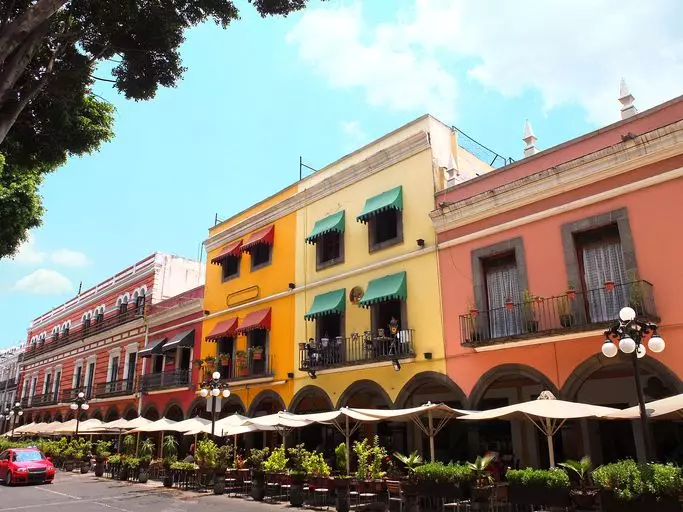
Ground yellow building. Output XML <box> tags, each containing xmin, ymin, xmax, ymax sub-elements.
<box><xmin>202</xmin><ymin>186</ymin><xmax>298</xmax><ymax>417</ymax></box>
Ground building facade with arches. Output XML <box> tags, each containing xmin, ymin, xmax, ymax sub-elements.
<box><xmin>432</xmin><ymin>95</ymin><xmax>683</xmax><ymax>467</ymax></box>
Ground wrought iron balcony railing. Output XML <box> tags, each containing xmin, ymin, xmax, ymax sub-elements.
<box><xmin>213</xmin><ymin>353</ymin><xmax>274</xmax><ymax>382</ymax></box>
<box><xmin>61</xmin><ymin>386</ymin><xmax>94</xmax><ymax>403</ymax></box>
<box><xmin>28</xmin><ymin>392</ymin><xmax>59</xmax><ymax>407</ymax></box>
<box><xmin>298</xmin><ymin>329</ymin><xmax>415</xmax><ymax>372</ymax></box>
<box><xmin>95</xmin><ymin>378</ymin><xmax>136</xmax><ymax>398</ymax></box>
<box><xmin>139</xmin><ymin>369</ymin><xmax>190</xmax><ymax>392</ymax></box>
<box><xmin>459</xmin><ymin>280</ymin><xmax>658</xmax><ymax>347</ymax></box>
<box><xmin>23</xmin><ymin>307</ymin><xmax>145</xmax><ymax>361</ymax></box>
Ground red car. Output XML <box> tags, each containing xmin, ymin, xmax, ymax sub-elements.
<box><xmin>0</xmin><ymin>448</ymin><xmax>55</xmax><ymax>485</ymax></box>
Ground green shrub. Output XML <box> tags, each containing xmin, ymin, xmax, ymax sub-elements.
<box><xmin>264</xmin><ymin>445</ymin><xmax>288</xmax><ymax>472</ymax></box>
<box><xmin>195</xmin><ymin>439</ymin><xmax>219</xmax><ymax>469</ymax></box>
<box><xmin>170</xmin><ymin>461</ymin><xmax>198</xmax><ymax>471</ymax></box>
<box><xmin>506</xmin><ymin>468</ymin><xmax>570</xmax><ymax>489</ymax></box>
<box><xmin>335</xmin><ymin>443</ymin><xmax>347</xmax><ymax>475</ymax></box>
<box><xmin>107</xmin><ymin>454</ymin><xmax>122</xmax><ymax>465</ymax></box>
<box><xmin>247</xmin><ymin>447</ymin><xmax>270</xmax><ymax>470</ymax></box>
<box><xmin>414</xmin><ymin>462</ymin><xmax>473</xmax><ymax>485</ymax></box>
<box><xmin>593</xmin><ymin>460</ymin><xmax>683</xmax><ymax>501</ymax></box>
<box><xmin>305</xmin><ymin>452</ymin><xmax>331</xmax><ymax>477</ymax></box>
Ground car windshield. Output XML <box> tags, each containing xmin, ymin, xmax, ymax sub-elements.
<box><xmin>14</xmin><ymin>451</ymin><xmax>45</xmax><ymax>462</ymax></box>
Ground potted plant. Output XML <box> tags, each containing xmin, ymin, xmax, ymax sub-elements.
<box><xmin>248</xmin><ymin>447</ymin><xmax>270</xmax><ymax>501</ymax></box>
<box><xmin>193</xmin><ymin>358</ymin><xmax>204</xmax><ymax>368</ymax></box>
<box><xmin>558</xmin><ymin>456</ymin><xmax>599</xmax><ymax>510</ymax></box>
<box><xmin>558</xmin><ymin>296</ymin><xmax>574</xmax><ymax>328</ymax></box>
<box><xmin>566</xmin><ymin>282</ymin><xmax>576</xmax><ymax>300</ymax></box>
<box><xmin>522</xmin><ymin>290</ymin><xmax>539</xmax><ymax>333</ymax></box>
<box><xmin>162</xmin><ymin>436</ymin><xmax>179</xmax><ymax>487</ymax></box>
<box><xmin>604</xmin><ymin>279</ymin><xmax>615</xmax><ymax>292</ymax></box>
<box><xmin>213</xmin><ymin>444</ymin><xmax>232</xmax><ymax>495</ymax></box>
<box><xmin>333</xmin><ymin>443</ymin><xmax>352</xmax><ymax>512</ymax></box>
<box><xmin>235</xmin><ymin>350</ymin><xmax>248</xmax><ymax>376</ymax></box>
<box><xmin>107</xmin><ymin>453</ymin><xmax>122</xmax><ymax>479</ymax></box>
<box><xmin>94</xmin><ymin>440</ymin><xmax>112</xmax><ymax>477</ymax></box>
<box><xmin>287</xmin><ymin>444</ymin><xmax>309</xmax><ymax>507</ymax></box>
<box><xmin>369</xmin><ymin>435</ymin><xmax>387</xmax><ymax>481</ymax></box>
<box><xmin>353</xmin><ymin>438</ymin><xmax>372</xmax><ymax>481</ymax></box>
<box><xmin>394</xmin><ymin>452</ymin><xmax>424</xmax><ymax>512</ymax></box>
<box><xmin>138</xmin><ymin>438</ymin><xmax>155</xmax><ymax>483</ymax></box>
<box><xmin>204</xmin><ymin>355</ymin><xmax>216</xmax><ymax>371</ymax></box>
<box><xmin>468</xmin><ymin>454</ymin><xmax>496</xmax><ymax>508</ymax></box>
<box><xmin>251</xmin><ymin>346</ymin><xmax>264</xmax><ymax>361</ymax></box>
<box><xmin>467</xmin><ymin>297</ymin><xmax>479</xmax><ymax>317</ymax></box>
<box><xmin>506</xmin><ymin>467</ymin><xmax>570</xmax><ymax>510</ymax></box>
<box><xmin>219</xmin><ymin>353</ymin><xmax>231</xmax><ymax>366</ymax></box>
<box><xmin>504</xmin><ymin>295</ymin><xmax>514</xmax><ymax>311</ymax></box>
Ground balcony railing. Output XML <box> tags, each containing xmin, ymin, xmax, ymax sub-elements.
<box><xmin>459</xmin><ymin>280</ymin><xmax>659</xmax><ymax>347</ymax></box>
<box><xmin>23</xmin><ymin>307</ymin><xmax>145</xmax><ymax>361</ymax></box>
<box><xmin>28</xmin><ymin>392</ymin><xmax>59</xmax><ymax>407</ymax></box>
<box><xmin>214</xmin><ymin>353</ymin><xmax>274</xmax><ymax>382</ymax></box>
<box><xmin>61</xmin><ymin>386</ymin><xmax>94</xmax><ymax>403</ymax></box>
<box><xmin>95</xmin><ymin>378</ymin><xmax>136</xmax><ymax>398</ymax></box>
<box><xmin>298</xmin><ymin>329</ymin><xmax>415</xmax><ymax>372</ymax></box>
<box><xmin>139</xmin><ymin>369</ymin><xmax>190</xmax><ymax>392</ymax></box>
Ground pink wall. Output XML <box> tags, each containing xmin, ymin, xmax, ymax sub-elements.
<box><xmin>439</xmin><ymin>173</ymin><xmax>683</xmax><ymax>399</ymax></box>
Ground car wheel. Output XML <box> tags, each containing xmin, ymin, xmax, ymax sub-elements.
<box><xmin>5</xmin><ymin>472</ymin><xmax>12</xmax><ymax>486</ymax></box>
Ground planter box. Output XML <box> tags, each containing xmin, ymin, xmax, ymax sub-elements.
<box><xmin>601</xmin><ymin>492</ymin><xmax>680</xmax><ymax>512</ymax></box>
<box><xmin>508</xmin><ymin>484</ymin><xmax>570</xmax><ymax>508</ymax></box>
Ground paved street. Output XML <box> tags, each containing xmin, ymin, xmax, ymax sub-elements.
<box><xmin>0</xmin><ymin>472</ymin><xmax>276</xmax><ymax>512</ymax></box>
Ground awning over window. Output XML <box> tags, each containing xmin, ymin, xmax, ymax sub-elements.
<box><xmin>356</xmin><ymin>186</ymin><xmax>403</xmax><ymax>224</ymax></box>
<box><xmin>358</xmin><ymin>271</ymin><xmax>407</xmax><ymax>308</ymax></box>
<box><xmin>235</xmin><ymin>308</ymin><xmax>271</xmax><ymax>335</ymax></box>
<box><xmin>210</xmin><ymin>240</ymin><xmax>243</xmax><ymax>265</ymax></box>
<box><xmin>241</xmin><ymin>225</ymin><xmax>275</xmax><ymax>253</ymax></box>
<box><xmin>304</xmin><ymin>289</ymin><xmax>346</xmax><ymax>321</ymax></box>
<box><xmin>205</xmin><ymin>317</ymin><xmax>239</xmax><ymax>342</ymax></box>
<box><xmin>305</xmin><ymin>211</ymin><xmax>345</xmax><ymax>244</ymax></box>
<box><xmin>162</xmin><ymin>329</ymin><xmax>195</xmax><ymax>352</ymax></box>
<box><xmin>138</xmin><ymin>337</ymin><xmax>167</xmax><ymax>358</ymax></box>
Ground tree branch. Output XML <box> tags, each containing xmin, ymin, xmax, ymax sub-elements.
<box><xmin>0</xmin><ymin>20</ymin><xmax>51</xmax><ymax>104</ymax></box>
<box><xmin>90</xmin><ymin>75</ymin><xmax>117</xmax><ymax>84</ymax></box>
<box><xmin>0</xmin><ymin>0</ymin><xmax>69</xmax><ymax>66</ymax></box>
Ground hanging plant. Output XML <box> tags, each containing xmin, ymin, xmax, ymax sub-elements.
<box><xmin>219</xmin><ymin>353</ymin><xmax>231</xmax><ymax>365</ymax></box>
<box><xmin>566</xmin><ymin>282</ymin><xmax>576</xmax><ymax>300</ymax></box>
<box><xmin>251</xmin><ymin>346</ymin><xmax>264</xmax><ymax>361</ymax></box>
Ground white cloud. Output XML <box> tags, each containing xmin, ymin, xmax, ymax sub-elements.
<box><xmin>341</xmin><ymin>120</ymin><xmax>367</xmax><ymax>147</ymax></box>
<box><xmin>12</xmin><ymin>269</ymin><xmax>73</xmax><ymax>295</ymax></box>
<box><xmin>287</xmin><ymin>0</ymin><xmax>683</xmax><ymax>125</ymax></box>
<box><xmin>12</xmin><ymin>235</ymin><xmax>45</xmax><ymax>264</ymax></box>
<box><xmin>50</xmin><ymin>249</ymin><xmax>89</xmax><ymax>267</ymax></box>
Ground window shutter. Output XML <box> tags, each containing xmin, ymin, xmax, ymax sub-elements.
<box><xmin>582</xmin><ymin>240</ymin><xmax>627</xmax><ymax>322</ymax></box>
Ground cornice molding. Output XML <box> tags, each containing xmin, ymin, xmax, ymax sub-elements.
<box><xmin>431</xmin><ymin>120</ymin><xmax>683</xmax><ymax>233</ymax></box>
<box><xmin>205</xmin><ymin>132</ymin><xmax>432</xmax><ymax>252</ymax></box>
<box><xmin>146</xmin><ymin>299</ymin><xmax>203</xmax><ymax>329</ymax></box>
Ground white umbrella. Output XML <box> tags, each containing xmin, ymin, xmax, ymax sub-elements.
<box><xmin>128</xmin><ymin>417</ymin><xmax>178</xmax><ymax>433</ymax></box>
<box><xmin>458</xmin><ymin>391</ymin><xmax>620</xmax><ymax>468</ymax></box>
<box><xmin>603</xmin><ymin>393</ymin><xmax>683</xmax><ymax>420</ymax></box>
<box><xmin>168</xmin><ymin>416</ymin><xmax>212</xmax><ymax>433</ymax></box>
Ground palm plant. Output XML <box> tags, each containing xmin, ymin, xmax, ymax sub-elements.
<box><xmin>559</xmin><ymin>456</ymin><xmax>592</xmax><ymax>490</ymax></box>
<box><xmin>139</xmin><ymin>438</ymin><xmax>155</xmax><ymax>459</ymax></box>
<box><xmin>394</xmin><ymin>452</ymin><xmax>423</xmax><ymax>477</ymax></box>
<box><xmin>163</xmin><ymin>435</ymin><xmax>178</xmax><ymax>459</ymax></box>
<box><xmin>468</xmin><ymin>454</ymin><xmax>495</xmax><ymax>488</ymax></box>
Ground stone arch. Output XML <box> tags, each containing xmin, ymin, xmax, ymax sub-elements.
<box><xmin>105</xmin><ymin>406</ymin><xmax>120</xmax><ymax>422</ymax></box>
<box><xmin>187</xmin><ymin>397</ymin><xmax>210</xmax><ymax>420</ymax></box>
<box><xmin>561</xmin><ymin>353</ymin><xmax>683</xmax><ymax>401</ymax></box>
<box><xmin>164</xmin><ymin>403</ymin><xmax>184</xmax><ymax>422</ymax></box>
<box><xmin>218</xmin><ymin>394</ymin><xmax>247</xmax><ymax>419</ymax></box>
<box><xmin>395</xmin><ymin>371</ymin><xmax>468</xmax><ymax>409</ymax></box>
<box><xmin>468</xmin><ymin>363</ymin><xmax>559</xmax><ymax>409</ymax></box>
<box><xmin>142</xmin><ymin>405</ymin><xmax>160</xmax><ymax>421</ymax></box>
<box><xmin>247</xmin><ymin>390</ymin><xmax>286</xmax><ymax>417</ymax></box>
<box><xmin>91</xmin><ymin>409</ymin><xmax>104</xmax><ymax>421</ymax></box>
<box><xmin>122</xmin><ymin>405</ymin><xmax>138</xmax><ymax>420</ymax></box>
<box><xmin>289</xmin><ymin>385</ymin><xmax>334</xmax><ymax>413</ymax></box>
<box><xmin>54</xmin><ymin>412</ymin><xmax>63</xmax><ymax>423</ymax></box>
<box><xmin>336</xmin><ymin>379</ymin><xmax>393</xmax><ymax>409</ymax></box>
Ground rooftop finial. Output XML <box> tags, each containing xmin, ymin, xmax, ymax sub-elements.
<box><xmin>619</xmin><ymin>78</ymin><xmax>638</xmax><ymax>120</ymax></box>
<box><xmin>523</xmin><ymin>119</ymin><xmax>538</xmax><ymax>157</ymax></box>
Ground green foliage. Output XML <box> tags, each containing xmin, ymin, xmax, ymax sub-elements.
<box><xmin>593</xmin><ymin>460</ymin><xmax>683</xmax><ymax>501</ymax></box>
<box><xmin>264</xmin><ymin>445</ymin><xmax>288</xmax><ymax>473</ymax></box>
<box><xmin>107</xmin><ymin>454</ymin><xmax>122</xmax><ymax>465</ymax></box>
<box><xmin>171</xmin><ymin>461</ymin><xmax>199</xmax><ymax>471</ymax></box>
<box><xmin>370</xmin><ymin>435</ymin><xmax>387</xmax><ymax>480</ymax></box>
<box><xmin>288</xmin><ymin>444</ymin><xmax>311</xmax><ymax>474</ymax></box>
<box><xmin>413</xmin><ymin>462</ymin><xmax>473</xmax><ymax>485</ymax></box>
<box><xmin>122</xmin><ymin>435</ymin><xmax>136</xmax><ymax>456</ymax></box>
<box><xmin>195</xmin><ymin>439</ymin><xmax>219</xmax><ymax>469</ymax></box>
<box><xmin>335</xmin><ymin>443</ymin><xmax>347</xmax><ymax>475</ymax></box>
<box><xmin>163</xmin><ymin>436</ymin><xmax>178</xmax><ymax>459</ymax></box>
<box><xmin>506</xmin><ymin>468</ymin><xmax>570</xmax><ymax>489</ymax></box>
<box><xmin>353</xmin><ymin>438</ymin><xmax>371</xmax><ymax>480</ymax></box>
<box><xmin>218</xmin><ymin>444</ymin><xmax>233</xmax><ymax>470</ymax></box>
<box><xmin>95</xmin><ymin>440</ymin><xmax>113</xmax><ymax>458</ymax></box>
<box><xmin>247</xmin><ymin>447</ymin><xmax>270</xmax><ymax>471</ymax></box>
<box><xmin>394</xmin><ymin>452</ymin><xmax>424</xmax><ymax>474</ymax></box>
<box><xmin>558</xmin><ymin>456</ymin><xmax>592</xmax><ymax>488</ymax></box>
<box><xmin>305</xmin><ymin>452</ymin><xmax>331</xmax><ymax>477</ymax></box>
<box><xmin>468</xmin><ymin>454</ymin><xmax>496</xmax><ymax>488</ymax></box>
<box><xmin>139</xmin><ymin>438</ymin><xmax>155</xmax><ymax>459</ymax></box>
<box><xmin>122</xmin><ymin>457</ymin><xmax>141</xmax><ymax>469</ymax></box>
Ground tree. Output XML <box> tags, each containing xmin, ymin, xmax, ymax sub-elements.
<box><xmin>0</xmin><ymin>0</ymin><xmax>321</xmax><ymax>258</ymax></box>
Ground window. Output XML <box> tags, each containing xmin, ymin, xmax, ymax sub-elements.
<box><xmin>83</xmin><ymin>314</ymin><xmax>91</xmax><ymax>330</ymax></box>
<box><xmin>51</xmin><ymin>328</ymin><xmax>59</xmax><ymax>342</ymax></box>
<box><xmin>483</xmin><ymin>253</ymin><xmax>523</xmax><ymax>338</ymax></box>
<box><xmin>316</xmin><ymin>232</ymin><xmax>344</xmax><ymax>270</ymax></box>
<box><xmin>135</xmin><ymin>295</ymin><xmax>145</xmax><ymax>315</ymax></box>
<box><xmin>86</xmin><ymin>362</ymin><xmax>95</xmax><ymax>398</ymax></box>
<box><xmin>152</xmin><ymin>355</ymin><xmax>163</xmax><ymax>374</ymax></box>
<box><xmin>119</xmin><ymin>299</ymin><xmax>128</xmax><ymax>315</ymax></box>
<box><xmin>250</xmin><ymin>244</ymin><xmax>272</xmax><ymax>270</ymax></box>
<box><xmin>126</xmin><ymin>353</ymin><xmax>137</xmax><ymax>382</ymax></box>
<box><xmin>95</xmin><ymin>309</ymin><xmax>104</xmax><ymax>325</ymax></box>
<box><xmin>371</xmin><ymin>300</ymin><xmax>406</xmax><ymax>336</ymax></box>
<box><xmin>73</xmin><ymin>364</ymin><xmax>83</xmax><ymax>389</ymax></box>
<box><xmin>247</xmin><ymin>330</ymin><xmax>268</xmax><ymax>375</ymax></box>
<box><xmin>221</xmin><ymin>256</ymin><xmax>240</xmax><ymax>281</ymax></box>
<box><xmin>109</xmin><ymin>356</ymin><xmax>119</xmax><ymax>382</ymax></box>
<box><xmin>53</xmin><ymin>370</ymin><xmax>61</xmax><ymax>400</ymax></box>
<box><xmin>217</xmin><ymin>337</ymin><xmax>235</xmax><ymax>379</ymax></box>
<box><xmin>43</xmin><ymin>373</ymin><xmax>52</xmax><ymax>395</ymax></box>
<box><xmin>368</xmin><ymin>209</ymin><xmax>403</xmax><ymax>251</ymax></box>
<box><xmin>316</xmin><ymin>314</ymin><xmax>344</xmax><ymax>341</ymax></box>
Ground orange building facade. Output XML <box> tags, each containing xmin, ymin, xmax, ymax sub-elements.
<box><xmin>432</xmin><ymin>97</ymin><xmax>683</xmax><ymax>467</ymax></box>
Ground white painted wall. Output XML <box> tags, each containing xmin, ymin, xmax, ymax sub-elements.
<box><xmin>152</xmin><ymin>254</ymin><xmax>206</xmax><ymax>303</ymax></box>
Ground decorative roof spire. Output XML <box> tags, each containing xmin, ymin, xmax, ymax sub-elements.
<box><xmin>619</xmin><ymin>78</ymin><xmax>638</xmax><ymax>120</ymax></box>
<box><xmin>522</xmin><ymin>119</ymin><xmax>538</xmax><ymax>157</ymax></box>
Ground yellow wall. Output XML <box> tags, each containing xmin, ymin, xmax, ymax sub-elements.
<box><xmin>293</xmin><ymin>146</ymin><xmax>447</xmax><ymax>406</ymax></box>
<box><xmin>202</xmin><ymin>194</ymin><xmax>298</xmax><ymax>412</ymax></box>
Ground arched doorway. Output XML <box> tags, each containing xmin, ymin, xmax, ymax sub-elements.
<box><xmin>142</xmin><ymin>405</ymin><xmax>160</xmax><ymax>421</ymax></box>
<box><xmin>91</xmin><ymin>409</ymin><xmax>104</xmax><ymax>421</ymax></box>
<box><xmin>123</xmin><ymin>406</ymin><xmax>138</xmax><ymax>420</ymax></box>
<box><xmin>290</xmin><ymin>386</ymin><xmax>333</xmax><ymax>450</ymax></box>
<box><xmin>468</xmin><ymin>364</ymin><xmax>558</xmax><ymax>468</ymax></box>
<box><xmin>395</xmin><ymin>372</ymin><xmax>469</xmax><ymax>462</ymax></box>
<box><xmin>105</xmin><ymin>407</ymin><xmax>119</xmax><ymax>422</ymax></box>
<box><xmin>337</xmin><ymin>380</ymin><xmax>394</xmax><ymax>454</ymax></box>
<box><xmin>247</xmin><ymin>391</ymin><xmax>286</xmax><ymax>449</ymax></box>
<box><xmin>561</xmin><ymin>353</ymin><xmax>683</xmax><ymax>464</ymax></box>
<box><xmin>164</xmin><ymin>403</ymin><xmax>184</xmax><ymax>422</ymax></box>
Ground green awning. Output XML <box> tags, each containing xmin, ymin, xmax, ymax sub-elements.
<box><xmin>305</xmin><ymin>211</ymin><xmax>345</xmax><ymax>244</ymax></box>
<box><xmin>356</xmin><ymin>186</ymin><xmax>403</xmax><ymax>223</ymax></box>
<box><xmin>304</xmin><ymin>288</ymin><xmax>346</xmax><ymax>321</ymax></box>
<box><xmin>358</xmin><ymin>272</ymin><xmax>407</xmax><ymax>308</ymax></box>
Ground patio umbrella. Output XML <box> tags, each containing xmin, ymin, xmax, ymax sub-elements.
<box><xmin>458</xmin><ymin>391</ymin><xmax>620</xmax><ymax>468</ymax></box>
<box><xmin>128</xmin><ymin>417</ymin><xmax>179</xmax><ymax>458</ymax></box>
<box><xmin>11</xmin><ymin>422</ymin><xmax>37</xmax><ymax>436</ymax></box>
<box><xmin>603</xmin><ymin>393</ymin><xmax>683</xmax><ymax>420</ymax></box>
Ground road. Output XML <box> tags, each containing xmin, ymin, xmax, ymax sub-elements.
<box><xmin>0</xmin><ymin>472</ymin><xmax>273</xmax><ymax>512</ymax></box>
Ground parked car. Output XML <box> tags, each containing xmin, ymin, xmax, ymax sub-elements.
<box><xmin>0</xmin><ymin>448</ymin><xmax>55</xmax><ymax>485</ymax></box>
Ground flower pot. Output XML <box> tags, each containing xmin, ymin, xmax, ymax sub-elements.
<box><xmin>219</xmin><ymin>357</ymin><xmax>230</xmax><ymax>366</ymax></box>
<box><xmin>290</xmin><ymin>473</ymin><xmax>306</xmax><ymax>507</ymax></box>
<box><xmin>569</xmin><ymin>488</ymin><xmax>599</xmax><ymax>511</ymax></box>
<box><xmin>505</xmin><ymin>301</ymin><xmax>514</xmax><ymax>311</ymax></box>
<box><xmin>64</xmin><ymin>460</ymin><xmax>74</xmax><ymax>472</ymax></box>
<box><xmin>138</xmin><ymin>470</ymin><xmax>149</xmax><ymax>484</ymax></box>
<box><xmin>604</xmin><ymin>280</ymin><xmax>615</xmax><ymax>292</ymax></box>
<box><xmin>163</xmin><ymin>475</ymin><xmax>173</xmax><ymax>488</ymax></box>
<box><xmin>252</xmin><ymin>351</ymin><xmax>263</xmax><ymax>361</ymax></box>
<box><xmin>402</xmin><ymin>480</ymin><xmax>420</xmax><ymax>512</ymax></box>
<box><xmin>94</xmin><ymin>462</ymin><xmax>104</xmax><ymax>477</ymax></box>
<box><xmin>567</xmin><ymin>290</ymin><xmax>576</xmax><ymax>300</ymax></box>
<box><xmin>560</xmin><ymin>314</ymin><xmax>574</xmax><ymax>328</ymax></box>
<box><xmin>80</xmin><ymin>462</ymin><xmax>90</xmax><ymax>474</ymax></box>
<box><xmin>334</xmin><ymin>479</ymin><xmax>351</xmax><ymax>512</ymax></box>
<box><xmin>213</xmin><ymin>479</ymin><xmax>225</xmax><ymax>495</ymax></box>
<box><xmin>251</xmin><ymin>469</ymin><xmax>266</xmax><ymax>501</ymax></box>
<box><xmin>119</xmin><ymin>467</ymin><xmax>129</xmax><ymax>481</ymax></box>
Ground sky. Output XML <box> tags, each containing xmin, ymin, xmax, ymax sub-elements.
<box><xmin>1</xmin><ymin>0</ymin><xmax>682</xmax><ymax>347</ymax></box>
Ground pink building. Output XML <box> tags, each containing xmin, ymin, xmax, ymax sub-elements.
<box><xmin>432</xmin><ymin>92</ymin><xmax>683</xmax><ymax>466</ymax></box>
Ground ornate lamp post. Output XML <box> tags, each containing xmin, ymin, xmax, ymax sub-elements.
<box><xmin>198</xmin><ymin>371</ymin><xmax>230</xmax><ymax>437</ymax></box>
<box><xmin>601</xmin><ymin>306</ymin><xmax>665</xmax><ymax>461</ymax></box>
<box><xmin>69</xmin><ymin>391</ymin><xmax>90</xmax><ymax>436</ymax></box>
<box><xmin>8</xmin><ymin>402</ymin><xmax>23</xmax><ymax>438</ymax></box>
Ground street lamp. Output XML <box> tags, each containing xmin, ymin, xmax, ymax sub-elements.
<box><xmin>69</xmin><ymin>391</ymin><xmax>90</xmax><ymax>436</ymax></box>
<box><xmin>601</xmin><ymin>306</ymin><xmax>665</xmax><ymax>460</ymax></box>
<box><xmin>0</xmin><ymin>405</ymin><xmax>10</xmax><ymax>434</ymax></box>
<box><xmin>8</xmin><ymin>402</ymin><xmax>23</xmax><ymax>438</ymax></box>
<box><xmin>198</xmin><ymin>371</ymin><xmax>230</xmax><ymax>437</ymax></box>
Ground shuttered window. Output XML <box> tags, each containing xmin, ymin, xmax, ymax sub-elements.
<box><xmin>485</xmin><ymin>254</ymin><xmax>523</xmax><ymax>338</ymax></box>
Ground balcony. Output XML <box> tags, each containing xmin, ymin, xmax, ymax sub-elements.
<box><xmin>298</xmin><ymin>329</ymin><xmax>415</xmax><ymax>372</ymax></box>
<box><xmin>0</xmin><ymin>378</ymin><xmax>17</xmax><ymax>390</ymax></box>
<box><xmin>214</xmin><ymin>353</ymin><xmax>274</xmax><ymax>382</ymax></box>
<box><xmin>459</xmin><ymin>280</ymin><xmax>659</xmax><ymax>348</ymax></box>
<box><xmin>61</xmin><ymin>386</ymin><xmax>94</xmax><ymax>402</ymax></box>
<box><xmin>23</xmin><ymin>307</ymin><xmax>145</xmax><ymax>361</ymax></box>
<box><xmin>95</xmin><ymin>378</ymin><xmax>136</xmax><ymax>398</ymax></box>
<box><xmin>139</xmin><ymin>370</ymin><xmax>190</xmax><ymax>392</ymax></box>
<box><xmin>28</xmin><ymin>392</ymin><xmax>59</xmax><ymax>407</ymax></box>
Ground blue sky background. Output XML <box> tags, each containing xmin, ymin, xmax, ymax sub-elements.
<box><xmin>1</xmin><ymin>0</ymin><xmax>681</xmax><ymax>347</ymax></box>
